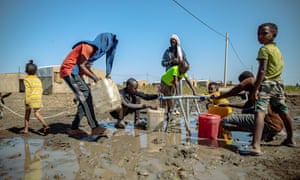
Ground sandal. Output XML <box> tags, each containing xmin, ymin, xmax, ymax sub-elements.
<box><xmin>280</xmin><ymin>139</ymin><xmax>297</xmax><ymax>147</ymax></box>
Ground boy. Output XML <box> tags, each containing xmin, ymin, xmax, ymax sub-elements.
<box><xmin>215</xmin><ymin>71</ymin><xmax>284</xmax><ymax>142</ymax></box>
<box><xmin>110</xmin><ymin>78</ymin><xmax>158</xmax><ymax>129</ymax></box>
<box><xmin>60</xmin><ymin>33</ymin><xmax>118</xmax><ymax>137</ymax></box>
<box><xmin>160</xmin><ymin>60</ymin><xmax>197</xmax><ymax>114</ymax></box>
<box><xmin>250</xmin><ymin>23</ymin><xmax>296</xmax><ymax>155</ymax></box>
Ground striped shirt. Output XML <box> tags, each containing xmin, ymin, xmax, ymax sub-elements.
<box><xmin>25</xmin><ymin>75</ymin><xmax>43</xmax><ymax>108</ymax></box>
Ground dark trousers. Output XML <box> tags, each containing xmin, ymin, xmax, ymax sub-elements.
<box><xmin>63</xmin><ymin>74</ymin><xmax>98</xmax><ymax>129</ymax></box>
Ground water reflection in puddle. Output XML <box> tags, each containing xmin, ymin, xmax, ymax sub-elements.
<box><xmin>0</xmin><ymin>114</ymin><xmax>256</xmax><ymax>179</ymax></box>
<box><xmin>0</xmin><ymin>137</ymin><xmax>78</xmax><ymax>179</ymax></box>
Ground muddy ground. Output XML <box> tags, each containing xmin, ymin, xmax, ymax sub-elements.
<box><xmin>0</xmin><ymin>92</ymin><xmax>300</xmax><ymax>180</ymax></box>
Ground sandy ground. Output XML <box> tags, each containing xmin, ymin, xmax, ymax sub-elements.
<box><xmin>0</xmin><ymin>92</ymin><xmax>300</xmax><ymax>180</ymax></box>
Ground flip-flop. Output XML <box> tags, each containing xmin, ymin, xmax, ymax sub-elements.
<box><xmin>280</xmin><ymin>139</ymin><xmax>297</xmax><ymax>147</ymax></box>
<box><xmin>239</xmin><ymin>148</ymin><xmax>264</xmax><ymax>156</ymax></box>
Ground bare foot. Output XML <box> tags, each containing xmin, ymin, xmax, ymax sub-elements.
<box><xmin>19</xmin><ymin>129</ymin><xmax>28</xmax><ymax>134</ymax></box>
<box><xmin>281</xmin><ymin>139</ymin><xmax>297</xmax><ymax>147</ymax></box>
<box><xmin>43</xmin><ymin>126</ymin><xmax>50</xmax><ymax>135</ymax></box>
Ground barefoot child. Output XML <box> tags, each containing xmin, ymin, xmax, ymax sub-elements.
<box><xmin>251</xmin><ymin>23</ymin><xmax>296</xmax><ymax>155</ymax></box>
<box><xmin>20</xmin><ymin>60</ymin><xmax>49</xmax><ymax>135</ymax></box>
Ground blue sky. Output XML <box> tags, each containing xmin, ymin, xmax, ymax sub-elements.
<box><xmin>1</xmin><ymin>0</ymin><xmax>300</xmax><ymax>85</ymax></box>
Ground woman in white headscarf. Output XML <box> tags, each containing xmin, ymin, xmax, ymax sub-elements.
<box><xmin>161</xmin><ymin>34</ymin><xmax>187</xmax><ymax>71</ymax></box>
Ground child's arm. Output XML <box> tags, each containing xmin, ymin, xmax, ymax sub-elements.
<box><xmin>173</xmin><ymin>76</ymin><xmax>179</xmax><ymax>95</ymax></box>
<box><xmin>252</xmin><ymin>60</ymin><xmax>267</xmax><ymax>101</ymax></box>
<box><xmin>219</xmin><ymin>102</ymin><xmax>245</xmax><ymax>109</ymax></box>
<box><xmin>79</xmin><ymin>55</ymin><xmax>101</xmax><ymax>82</ymax></box>
<box><xmin>24</xmin><ymin>80</ymin><xmax>31</xmax><ymax>106</ymax></box>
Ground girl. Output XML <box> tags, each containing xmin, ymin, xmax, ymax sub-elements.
<box><xmin>20</xmin><ymin>60</ymin><xmax>49</xmax><ymax>135</ymax></box>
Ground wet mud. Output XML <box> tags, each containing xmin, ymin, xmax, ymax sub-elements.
<box><xmin>0</xmin><ymin>93</ymin><xmax>300</xmax><ymax>179</ymax></box>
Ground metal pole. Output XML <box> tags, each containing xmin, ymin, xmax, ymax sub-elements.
<box><xmin>224</xmin><ymin>32</ymin><xmax>228</xmax><ymax>87</ymax></box>
<box><xmin>160</xmin><ymin>95</ymin><xmax>213</xmax><ymax>136</ymax></box>
<box><xmin>160</xmin><ymin>95</ymin><xmax>213</xmax><ymax>100</ymax></box>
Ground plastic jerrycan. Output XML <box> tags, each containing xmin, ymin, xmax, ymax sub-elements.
<box><xmin>198</xmin><ymin>113</ymin><xmax>221</xmax><ymax>140</ymax></box>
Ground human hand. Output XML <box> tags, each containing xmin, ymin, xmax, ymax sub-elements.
<box><xmin>148</xmin><ymin>105</ymin><xmax>158</xmax><ymax>110</ymax></box>
<box><xmin>93</xmin><ymin>76</ymin><xmax>102</xmax><ymax>83</ymax></box>
<box><xmin>214</xmin><ymin>95</ymin><xmax>220</xmax><ymax>99</ymax></box>
<box><xmin>171</xmin><ymin>58</ymin><xmax>179</xmax><ymax>65</ymax></box>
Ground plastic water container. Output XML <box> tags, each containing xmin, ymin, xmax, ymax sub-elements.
<box><xmin>198</xmin><ymin>113</ymin><xmax>221</xmax><ymax>140</ymax></box>
<box><xmin>208</xmin><ymin>105</ymin><xmax>232</xmax><ymax>118</ymax></box>
<box><xmin>90</xmin><ymin>78</ymin><xmax>121</xmax><ymax>114</ymax></box>
<box><xmin>146</xmin><ymin>108</ymin><xmax>165</xmax><ymax>131</ymax></box>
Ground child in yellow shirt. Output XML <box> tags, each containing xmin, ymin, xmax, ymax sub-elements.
<box><xmin>203</xmin><ymin>82</ymin><xmax>229</xmax><ymax>108</ymax></box>
<box><xmin>19</xmin><ymin>60</ymin><xmax>49</xmax><ymax>135</ymax></box>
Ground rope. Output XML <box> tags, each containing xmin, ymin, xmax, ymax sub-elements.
<box><xmin>0</xmin><ymin>101</ymin><xmax>69</xmax><ymax>120</ymax></box>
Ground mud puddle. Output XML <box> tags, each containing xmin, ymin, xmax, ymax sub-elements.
<box><xmin>0</xmin><ymin>137</ymin><xmax>79</xmax><ymax>179</ymax></box>
<box><xmin>0</xmin><ymin>114</ymin><xmax>255</xmax><ymax>179</ymax></box>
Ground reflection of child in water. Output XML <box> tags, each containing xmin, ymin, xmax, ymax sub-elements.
<box><xmin>24</xmin><ymin>139</ymin><xmax>43</xmax><ymax>180</ymax></box>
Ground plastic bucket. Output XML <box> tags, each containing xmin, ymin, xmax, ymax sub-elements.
<box><xmin>198</xmin><ymin>113</ymin><xmax>221</xmax><ymax>140</ymax></box>
<box><xmin>146</xmin><ymin>108</ymin><xmax>165</xmax><ymax>131</ymax></box>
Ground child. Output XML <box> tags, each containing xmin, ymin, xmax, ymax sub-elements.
<box><xmin>160</xmin><ymin>60</ymin><xmax>197</xmax><ymax>114</ymax></box>
<box><xmin>204</xmin><ymin>82</ymin><xmax>229</xmax><ymax>108</ymax></box>
<box><xmin>60</xmin><ymin>33</ymin><xmax>117</xmax><ymax>136</ymax></box>
<box><xmin>110</xmin><ymin>78</ymin><xmax>158</xmax><ymax>129</ymax></box>
<box><xmin>19</xmin><ymin>60</ymin><xmax>49</xmax><ymax>135</ymax></box>
<box><xmin>250</xmin><ymin>23</ymin><xmax>296</xmax><ymax>155</ymax></box>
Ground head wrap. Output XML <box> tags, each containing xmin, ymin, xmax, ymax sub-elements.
<box><xmin>170</xmin><ymin>34</ymin><xmax>180</xmax><ymax>45</ymax></box>
<box><xmin>170</xmin><ymin>34</ymin><xmax>183</xmax><ymax>61</ymax></box>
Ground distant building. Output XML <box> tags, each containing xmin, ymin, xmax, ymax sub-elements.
<box><xmin>196</xmin><ymin>80</ymin><xmax>210</xmax><ymax>87</ymax></box>
<box><xmin>0</xmin><ymin>73</ymin><xmax>26</xmax><ymax>92</ymax></box>
<box><xmin>0</xmin><ymin>65</ymin><xmax>105</xmax><ymax>94</ymax></box>
<box><xmin>137</xmin><ymin>80</ymin><xmax>150</xmax><ymax>87</ymax></box>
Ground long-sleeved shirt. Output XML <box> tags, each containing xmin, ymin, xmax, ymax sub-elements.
<box><xmin>161</xmin><ymin>47</ymin><xmax>186</xmax><ymax>71</ymax></box>
<box><xmin>24</xmin><ymin>75</ymin><xmax>43</xmax><ymax>109</ymax></box>
<box><xmin>73</xmin><ymin>33</ymin><xmax>118</xmax><ymax>77</ymax></box>
<box><xmin>119</xmin><ymin>88</ymin><xmax>158</xmax><ymax>109</ymax></box>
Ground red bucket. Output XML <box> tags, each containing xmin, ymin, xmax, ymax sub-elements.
<box><xmin>198</xmin><ymin>113</ymin><xmax>221</xmax><ymax>140</ymax></box>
